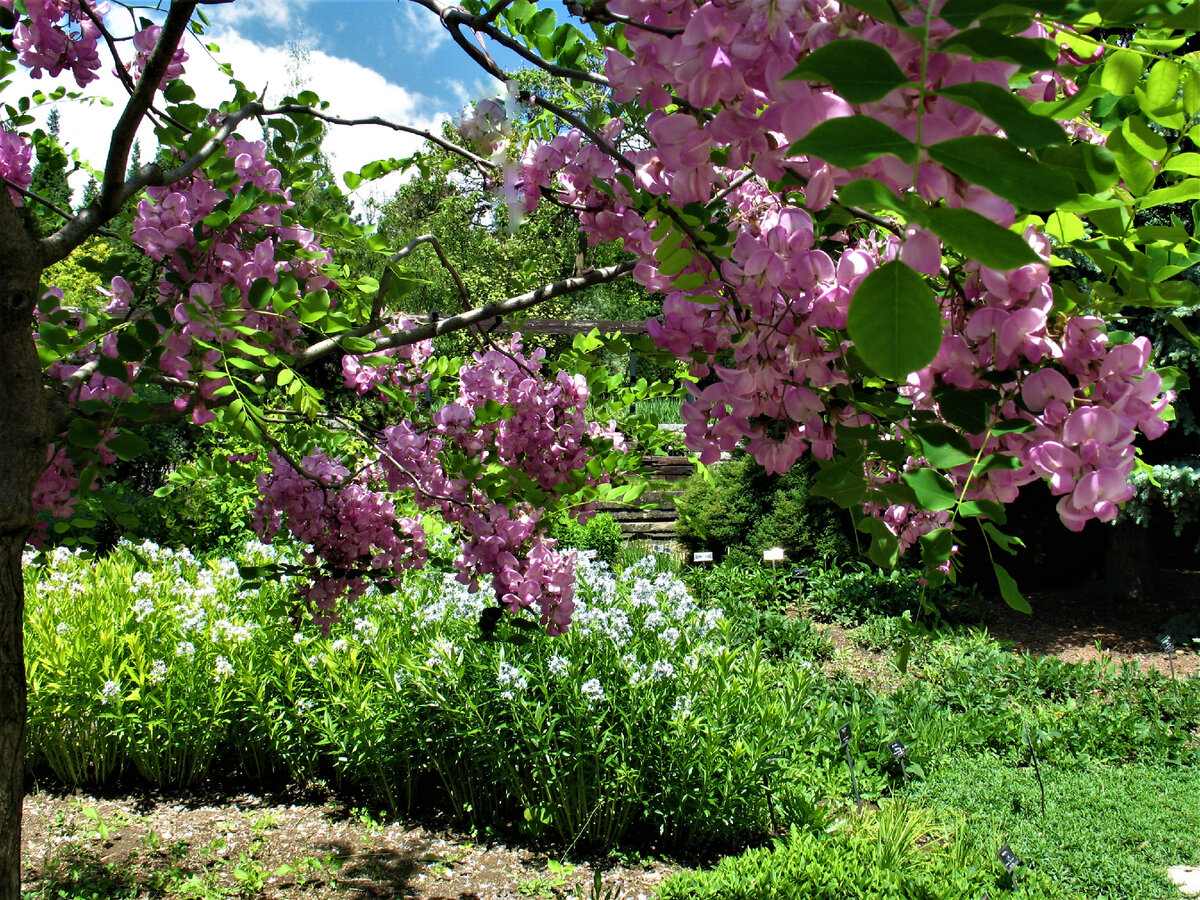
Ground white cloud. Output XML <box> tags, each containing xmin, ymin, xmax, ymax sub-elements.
<box><xmin>7</xmin><ymin>25</ymin><xmax>452</xmax><ymax>206</ymax></box>
<box><xmin>213</xmin><ymin>0</ymin><xmax>309</xmax><ymax>31</ymax></box>
<box><xmin>393</xmin><ymin>4</ymin><xmax>449</xmax><ymax>58</ymax></box>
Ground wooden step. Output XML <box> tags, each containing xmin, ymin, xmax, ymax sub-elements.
<box><xmin>620</xmin><ymin>521</ymin><xmax>679</xmax><ymax>535</ymax></box>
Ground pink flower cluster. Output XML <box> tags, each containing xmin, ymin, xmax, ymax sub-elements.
<box><xmin>253</xmin><ymin>451</ymin><xmax>426</xmax><ymax>615</ymax></box>
<box><xmin>515</xmin><ymin>0</ymin><xmax>1172</xmax><ymax>547</ymax></box>
<box><xmin>341</xmin><ymin>317</ymin><xmax>433</xmax><ymax>398</ymax></box>
<box><xmin>457</xmin><ymin>97</ymin><xmax>508</xmax><ymax>156</ymax></box>
<box><xmin>124</xmin><ymin>23</ymin><xmax>187</xmax><ymax>90</ymax></box>
<box><xmin>0</xmin><ymin>128</ymin><xmax>32</xmax><ymax>206</ymax></box>
<box><xmin>28</xmin><ymin>444</ymin><xmax>78</xmax><ymax>545</ymax></box>
<box><xmin>34</xmin><ymin>136</ymin><xmax>334</xmax><ymax>525</ymax></box>
<box><xmin>1</xmin><ymin>0</ymin><xmax>107</xmax><ymax>87</ymax></box>
<box><xmin>253</xmin><ymin>335</ymin><xmax>621</xmax><ymax>633</ymax></box>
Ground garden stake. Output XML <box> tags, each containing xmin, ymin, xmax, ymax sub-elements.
<box><xmin>1160</xmin><ymin>634</ymin><xmax>1176</xmax><ymax>685</ymax></box>
<box><xmin>839</xmin><ymin>724</ymin><xmax>862</xmax><ymax>806</ymax></box>
<box><xmin>889</xmin><ymin>740</ymin><xmax>908</xmax><ymax>785</ymax></box>
<box><xmin>763</xmin><ymin>772</ymin><xmax>780</xmax><ymax>835</ymax></box>
<box><xmin>998</xmin><ymin>845</ymin><xmax>1021</xmax><ymax>889</ymax></box>
<box><xmin>1024</xmin><ymin>725</ymin><xmax>1046</xmax><ymax>819</ymax></box>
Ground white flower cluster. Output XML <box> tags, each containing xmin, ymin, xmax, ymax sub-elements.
<box><xmin>580</xmin><ymin>678</ymin><xmax>606</xmax><ymax>708</ymax></box>
<box><xmin>497</xmin><ymin>661</ymin><xmax>528</xmax><ymax>700</ymax></box>
<box><xmin>132</xmin><ymin>596</ymin><xmax>156</xmax><ymax>623</ymax></box>
<box><xmin>148</xmin><ymin>659</ymin><xmax>168</xmax><ymax>685</ymax></box>
<box><xmin>99</xmin><ymin>680</ymin><xmax>120</xmax><ymax>705</ymax></box>
<box><xmin>211</xmin><ymin>619</ymin><xmax>254</xmax><ymax>644</ymax></box>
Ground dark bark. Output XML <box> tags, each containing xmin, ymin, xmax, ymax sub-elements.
<box><xmin>1105</xmin><ymin>516</ymin><xmax>1156</xmax><ymax>601</ymax></box>
<box><xmin>0</xmin><ymin>144</ymin><xmax>49</xmax><ymax>900</ymax></box>
<box><xmin>0</xmin><ymin>537</ymin><xmax>29</xmax><ymax>900</ymax></box>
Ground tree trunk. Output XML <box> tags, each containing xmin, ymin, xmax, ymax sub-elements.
<box><xmin>0</xmin><ymin>194</ymin><xmax>50</xmax><ymax>900</ymax></box>
<box><xmin>1105</xmin><ymin>516</ymin><xmax>1155</xmax><ymax>602</ymax></box>
<box><xmin>0</xmin><ymin>537</ymin><xmax>28</xmax><ymax>900</ymax></box>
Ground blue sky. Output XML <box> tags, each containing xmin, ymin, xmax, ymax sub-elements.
<box><xmin>18</xmin><ymin>0</ymin><xmax>571</xmax><ymax>201</ymax></box>
<box><xmin>201</xmin><ymin>0</ymin><xmax>557</xmax><ymax>119</ymax></box>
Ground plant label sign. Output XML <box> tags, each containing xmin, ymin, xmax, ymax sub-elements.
<box><xmin>1160</xmin><ymin>634</ymin><xmax>1175</xmax><ymax>653</ymax></box>
<box><xmin>998</xmin><ymin>845</ymin><xmax>1020</xmax><ymax>873</ymax></box>
<box><xmin>839</xmin><ymin>724</ymin><xmax>852</xmax><ymax>747</ymax></box>
<box><xmin>787</xmin><ymin>565</ymin><xmax>809</xmax><ymax>583</ymax></box>
<box><xmin>652</xmin><ymin>542</ymin><xmax>671</xmax><ymax>555</ymax></box>
<box><xmin>692</xmin><ymin>551</ymin><xmax>714</xmax><ymax>563</ymax></box>
<box><xmin>889</xmin><ymin>740</ymin><xmax>907</xmax><ymax>760</ymax></box>
<box><xmin>763</xmin><ymin>548</ymin><xmax>786</xmax><ymax>562</ymax></box>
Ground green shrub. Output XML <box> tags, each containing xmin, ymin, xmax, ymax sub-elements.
<box><xmin>657</xmin><ymin>811</ymin><xmax>1082</xmax><ymax>900</ymax></box>
<box><xmin>548</xmin><ymin>511</ymin><xmax>624</xmax><ymax>564</ymax></box>
<box><xmin>805</xmin><ymin>565</ymin><xmax>983</xmax><ymax>626</ymax></box>
<box><xmin>675</xmin><ymin>454</ymin><xmax>854</xmax><ymax>567</ymax></box>
<box><xmin>684</xmin><ymin>562</ymin><xmax>831</xmax><ymax>661</ymax></box>
<box><xmin>911</xmin><ymin>757</ymin><xmax>1200</xmax><ymax>900</ymax></box>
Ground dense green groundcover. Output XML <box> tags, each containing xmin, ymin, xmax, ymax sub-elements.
<box><xmin>24</xmin><ymin>543</ymin><xmax>1200</xmax><ymax>897</ymax></box>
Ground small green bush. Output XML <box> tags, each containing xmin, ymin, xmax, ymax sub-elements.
<box><xmin>657</xmin><ymin>812</ymin><xmax>1082</xmax><ymax>900</ymax></box>
<box><xmin>675</xmin><ymin>454</ymin><xmax>854</xmax><ymax>567</ymax></box>
<box><xmin>804</xmin><ymin>565</ymin><xmax>983</xmax><ymax>626</ymax></box>
<box><xmin>683</xmin><ymin>562</ymin><xmax>831</xmax><ymax>661</ymax></box>
<box><xmin>548</xmin><ymin>511</ymin><xmax>624</xmax><ymax>564</ymax></box>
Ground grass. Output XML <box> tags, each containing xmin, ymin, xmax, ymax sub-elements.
<box><xmin>908</xmin><ymin>756</ymin><xmax>1200</xmax><ymax>899</ymax></box>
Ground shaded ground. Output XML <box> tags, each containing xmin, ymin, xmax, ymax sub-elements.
<box><xmin>20</xmin><ymin>785</ymin><xmax>676</xmax><ymax>900</ymax></box>
<box><xmin>983</xmin><ymin>569</ymin><xmax>1200</xmax><ymax>678</ymax></box>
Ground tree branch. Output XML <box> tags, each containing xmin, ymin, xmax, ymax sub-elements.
<box><xmin>267</xmin><ymin>105</ymin><xmax>497</xmax><ymax>173</ymax></box>
<box><xmin>412</xmin><ymin>0</ymin><xmax>609</xmax><ymax>87</ymax></box>
<box><xmin>380</xmin><ymin>234</ymin><xmax>471</xmax><ymax>318</ymax></box>
<box><xmin>292</xmin><ymin>259</ymin><xmax>635</xmax><ymax>368</ymax></box>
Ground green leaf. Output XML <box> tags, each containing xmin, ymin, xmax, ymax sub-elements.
<box><xmin>1120</xmin><ymin>115</ymin><xmax>1168</xmax><ymax>163</ymax></box>
<box><xmin>919</xmin><ymin>527</ymin><xmax>955</xmax><ymax>568</ymax></box>
<box><xmin>938</xmin><ymin>0</ymin><xmax>1059</xmax><ymax>28</ymax></box>
<box><xmin>164</xmin><ymin>80</ymin><xmax>195</xmax><ymax>103</ymax></box>
<box><xmin>842</xmin><ymin>0</ymin><xmax>904</xmax><ymax>23</ymax></box>
<box><xmin>980</xmin><ymin>521</ymin><xmax>1024</xmax><ymax>555</ymax></box>
<box><xmin>812</xmin><ymin>458</ymin><xmax>870</xmax><ymax>508</ymax></box>
<box><xmin>67</xmin><ymin>418</ymin><xmax>102</xmax><ymax>448</ymax></box>
<box><xmin>923</xmin><ymin>207</ymin><xmax>1040</xmax><ymax>270</ymax></box>
<box><xmin>106</xmin><ymin>432</ymin><xmax>150</xmax><ymax>462</ymax></box>
<box><xmin>860</xmin><ymin>516</ymin><xmax>900</xmax><ymax>568</ymax></box>
<box><xmin>1037</xmin><ymin>144</ymin><xmax>1119</xmax><ymax>194</ymax></box>
<box><xmin>785</xmin><ymin>40</ymin><xmax>912</xmax><ymax>103</ymax></box>
<box><xmin>927</xmin><ymin>136</ymin><xmax>1078</xmax><ymax>210</ymax></box>
<box><xmin>788</xmin><ymin>116</ymin><xmax>917</xmax><ymax>168</ymax></box>
<box><xmin>1164</xmin><ymin>153</ymin><xmax>1200</xmax><ymax>176</ymax></box>
<box><xmin>935</xmin><ymin>82</ymin><xmax>1067</xmax><ymax>148</ymax></box>
<box><xmin>935</xmin><ymin>387</ymin><xmax>998</xmax><ymax>434</ymax></box>
<box><xmin>1100</xmin><ymin>48</ymin><xmax>1142</xmax><ymax>95</ymax></box>
<box><xmin>1142</xmin><ymin>58</ymin><xmax>1181</xmax><ymax>114</ymax></box>
<box><xmin>938</xmin><ymin>28</ymin><xmax>1057</xmax><ymax>70</ymax></box>
<box><xmin>846</xmin><ymin>260</ymin><xmax>943</xmax><ymax>381</ymax></box>
<box><xmin>914</xmin><ymin>424</ymin><xmax>976</xmax><ymax>468</ymax></box>
<box><xmin>992</xmin><ymin>560</ymin><xmax>1031</xmax><ymax>613</ymax></box>
<box><xmin>838</xmin><ymin>178</ymin><xmax>915</xmax><ymax>216</ymax></box>
<box><xmin>1140</xmin><ymin>178</ymin><xmax>1200</xmax><ymax>208</ymax></box>
<box><xmin>902</xmin><ymin>467</ymin><xmax>959</xmax><ymax>512</ymax></box>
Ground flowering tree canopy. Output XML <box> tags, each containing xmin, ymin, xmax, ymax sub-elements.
<box><xmin>0</xmin><ymin>0</ymin><xmax>1198</xmax><ymax>894</ymax></box>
